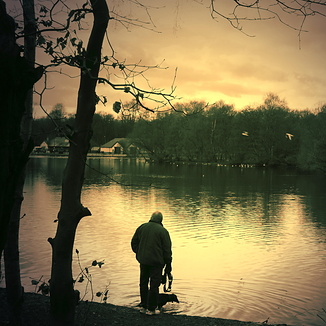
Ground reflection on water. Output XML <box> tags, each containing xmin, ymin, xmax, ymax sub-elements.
<box><xmin>9</xmin><ymin>157</ymin><xmax>326</xmax><ymax>325</ymax></box>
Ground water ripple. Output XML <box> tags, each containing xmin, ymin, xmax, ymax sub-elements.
<box><xmin>13</xmin><ymin>158</ymin><xmax>326</xmax><ymax>326</ymax></box>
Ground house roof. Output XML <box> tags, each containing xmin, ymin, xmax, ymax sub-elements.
<box><xmin>47</xmin><ymin>137</ymin><xmax>69</xmax><ymax>147</ymax></box>
<box><xmin>101</xmin><ymin>138</ymin><xmax>133</xmax><ymax>149</ymax></box>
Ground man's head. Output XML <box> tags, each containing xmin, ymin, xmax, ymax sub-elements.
<box><xmin>150</xmin><ymin>211</ymin><xmax>163</xmax><ymax>223</ymax></box>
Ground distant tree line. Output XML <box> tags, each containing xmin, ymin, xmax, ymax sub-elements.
<box><xmin>129</xmin><ymin>94</ymin><xmax>326</xmax><ymax>172</ymax></box>
<box><xmin>32</xmin><ymin>103</ymin><xmax>135</xmax><ymax>147</ymax></box>
<box><xmin>32</xmin><ymin>94</ymin><xmax>326</xmax><ymax>172</ymax></box>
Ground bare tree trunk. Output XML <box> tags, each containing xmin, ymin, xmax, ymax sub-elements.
<box><xmin>48</xmin><ymin>0</ymin><xmax>109</xmax><ymax>324</ymax></box>
<box><xmin>4</xmin><ymin>194</ymin><xmax>24</xmax><ymax>326</ymax></box>
<box><xmin>0</xmin><ymin>0</ymin><xmax>41</xmax><ymax>262</ymax></box>
<box><xmin>0</xmin><ymin>0</ymin><xmax>22</xmax><ymax>265</ymax></box>
<box><xmin>3</xmin><ymin>0</ymin><xmax>37</xmax><ymax>324</ymax></box>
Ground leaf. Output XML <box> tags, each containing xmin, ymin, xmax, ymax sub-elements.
<box><xmin>31</xmin><ymin>280</ymin><xmax>39</xmax><ymax>285</ymax></box>
<box><xmin>39</xmin><ymin>6</ymin><xmax>48</xmax><ymax>14</ymax></box>
<box><xmin>57</xmin><ymin>37</ymin><xmax>64</xmax><ymax>45</ymax></box>
<box><xmin>113</xmin><ymin>101</ymin><xmax>121</xmax><ymax>113</ymax></box>
<box><xmin>60</xmin><ymin>40</ymin><xmax>67</xmax><ymax>50</ymax></box>
<box><xmin>97</xmin><ymin>261</ymin><xmax>104</xmax><ymax>268</ymax></box>
<box><xmin>78</xmin><ymin>275</ymin><xmax>84</xmax><ymax>283</ymax></box>
<box><xmin>96</xmin><ymin>292</ymin><xmax>102</xmax><ymax>297</ymax></box>
<box><xmin>41</xmin><ymin>20</ymin><xmax>52</xmax><ymax>27</ymax></box>
<box><xmin>76</xmin><ymin>248</ymin><xmax>79</xmax><ymax>254</ymax></box>
<box><xmin>37</xmin><ymin>35</ymin><xmax>46</xmax><ymax>46</ymax></box>
<box><xmin>77</xmin><ymin>41</ymin><xmax>84</xmax><ymax>55</ymax></box>
<box><xmin>46</xmin><ymin>41</ymin><xmax>53</xmax><ymax>49</ymax></box>
<box><xmin>70</xmin><ymin>38</ymin><xmax>77</xmax><ymax>46</ymax></box>
<box><xmin>92</xmin><ymin>260</ymin><xmax>97</xmax><ymax>266</ymax></box>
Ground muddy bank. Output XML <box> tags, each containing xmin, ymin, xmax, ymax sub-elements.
<box><xmin>0</xmin><ymin>289</ymin><xmax>289</xmax><ymax>326</ymax></box>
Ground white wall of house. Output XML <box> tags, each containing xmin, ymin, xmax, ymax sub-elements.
<box><xmin>101</xmin><ymin>143</ymin><xmax>123</xmax><ymax>154</ymax></box>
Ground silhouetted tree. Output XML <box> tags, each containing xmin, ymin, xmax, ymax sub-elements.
<box><xmin>1</xmin><ymin>1</ymin><xmax>42</xmax><ymax>324</ymax></box>
<box><xmin>206</xmin><ymin>102</ymin><xmax>235</xmax><ymax>162</ymax></box>
<box><xmin>45</xmin><ymin>1</ymin><xmax>109</xmax><ymax>324</ymax></box>
<box><xmin>0</xmin><ymin>0</ymin><xmax>42</xmax><ymax>273</ymax></box>
<box><xmin>298</xmin><ymin>106</ymin><xmax>326</xmax><ymax>171</ymax></box>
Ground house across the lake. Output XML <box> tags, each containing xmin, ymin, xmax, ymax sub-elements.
<box><xmin>47</xmin><ymin>137</ymin><xmax>70</xmax><ymax>154</ymax></box>
<box><xmin>33</xmin><ymin>137</ymin><xmax>69</xmax><ymax>154</ymax></box>
<box><xmin>32</xmin><ymin>137</ymin><xmax>145</xmax><ymax>157</ymax></box>
<box><xmin>96</xmin><ymin>138</ymin><xmax>138</xmax><ymax>156</ymax></box>
<box><xmin>33</xmin><ymin>141</ymin><xmax>48</xmax><ymax>154</ymax></box>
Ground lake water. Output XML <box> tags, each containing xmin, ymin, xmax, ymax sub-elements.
<box><xmin>5</xmin><ymin>157</ymin><xmax>326</xmax><ymax>325</ymax></box>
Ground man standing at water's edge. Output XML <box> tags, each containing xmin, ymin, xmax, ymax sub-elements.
<box><xmin>131</xmin><ymin>211</ymin><xmax>172</xmax><ymax>315</ymax></box>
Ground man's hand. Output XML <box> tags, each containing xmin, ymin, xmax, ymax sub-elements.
<box><xmin>165</xmin><ymin>262</ymin><xmax>172</xmax><ymax>274</ymax></box>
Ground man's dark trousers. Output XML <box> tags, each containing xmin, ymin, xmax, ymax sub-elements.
<box><xmin>139</xmin><ymin>264</ymin><xmax>164</xmax><ymax>311</ymax></box>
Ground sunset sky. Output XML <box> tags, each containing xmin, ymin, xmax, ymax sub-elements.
<box><xmin>30</xmin><ymin>0</ymin><xmax>326</xmax><ymax>117</ymax></box>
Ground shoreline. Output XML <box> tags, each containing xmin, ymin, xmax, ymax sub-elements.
<box><xmin>0</xmin><ymin>289</ymin><xmax>288</xmax><ymax>326</ymax></box>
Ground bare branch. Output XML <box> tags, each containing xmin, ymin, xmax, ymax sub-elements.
<box><xmin>16</xmin><ymin>6</ymin><xmax>93</xmax><ymax>39</ymax></box>
<box><xmin>209</xmin><ymin>0</ymin><xmax>326</xmax><ymax>39</ymax></box>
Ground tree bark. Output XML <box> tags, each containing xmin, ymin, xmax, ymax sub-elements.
<box><xmin>3</xmin><ymin>0</ymin><xmax>37</xmax><ymax>324</ymax></box>
<box><xmin>4</xmin><ymin>193</ymin><xmax>24</xmax><ymax>326</ymax></box>
<box><xmin>0</xmin><ymin>0</ymin><xmax>41</xmax><ymax>262</ymax></box>
<box><xmin>48</xmin><ymin>0</ymin><xmax>109</xmax><ymax>325</ymax></box>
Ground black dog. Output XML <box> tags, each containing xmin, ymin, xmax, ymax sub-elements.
<box><xmin>158</xmin><ymin>293</ymin><xmax>179</xmax><ymax>309</ymax></box>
